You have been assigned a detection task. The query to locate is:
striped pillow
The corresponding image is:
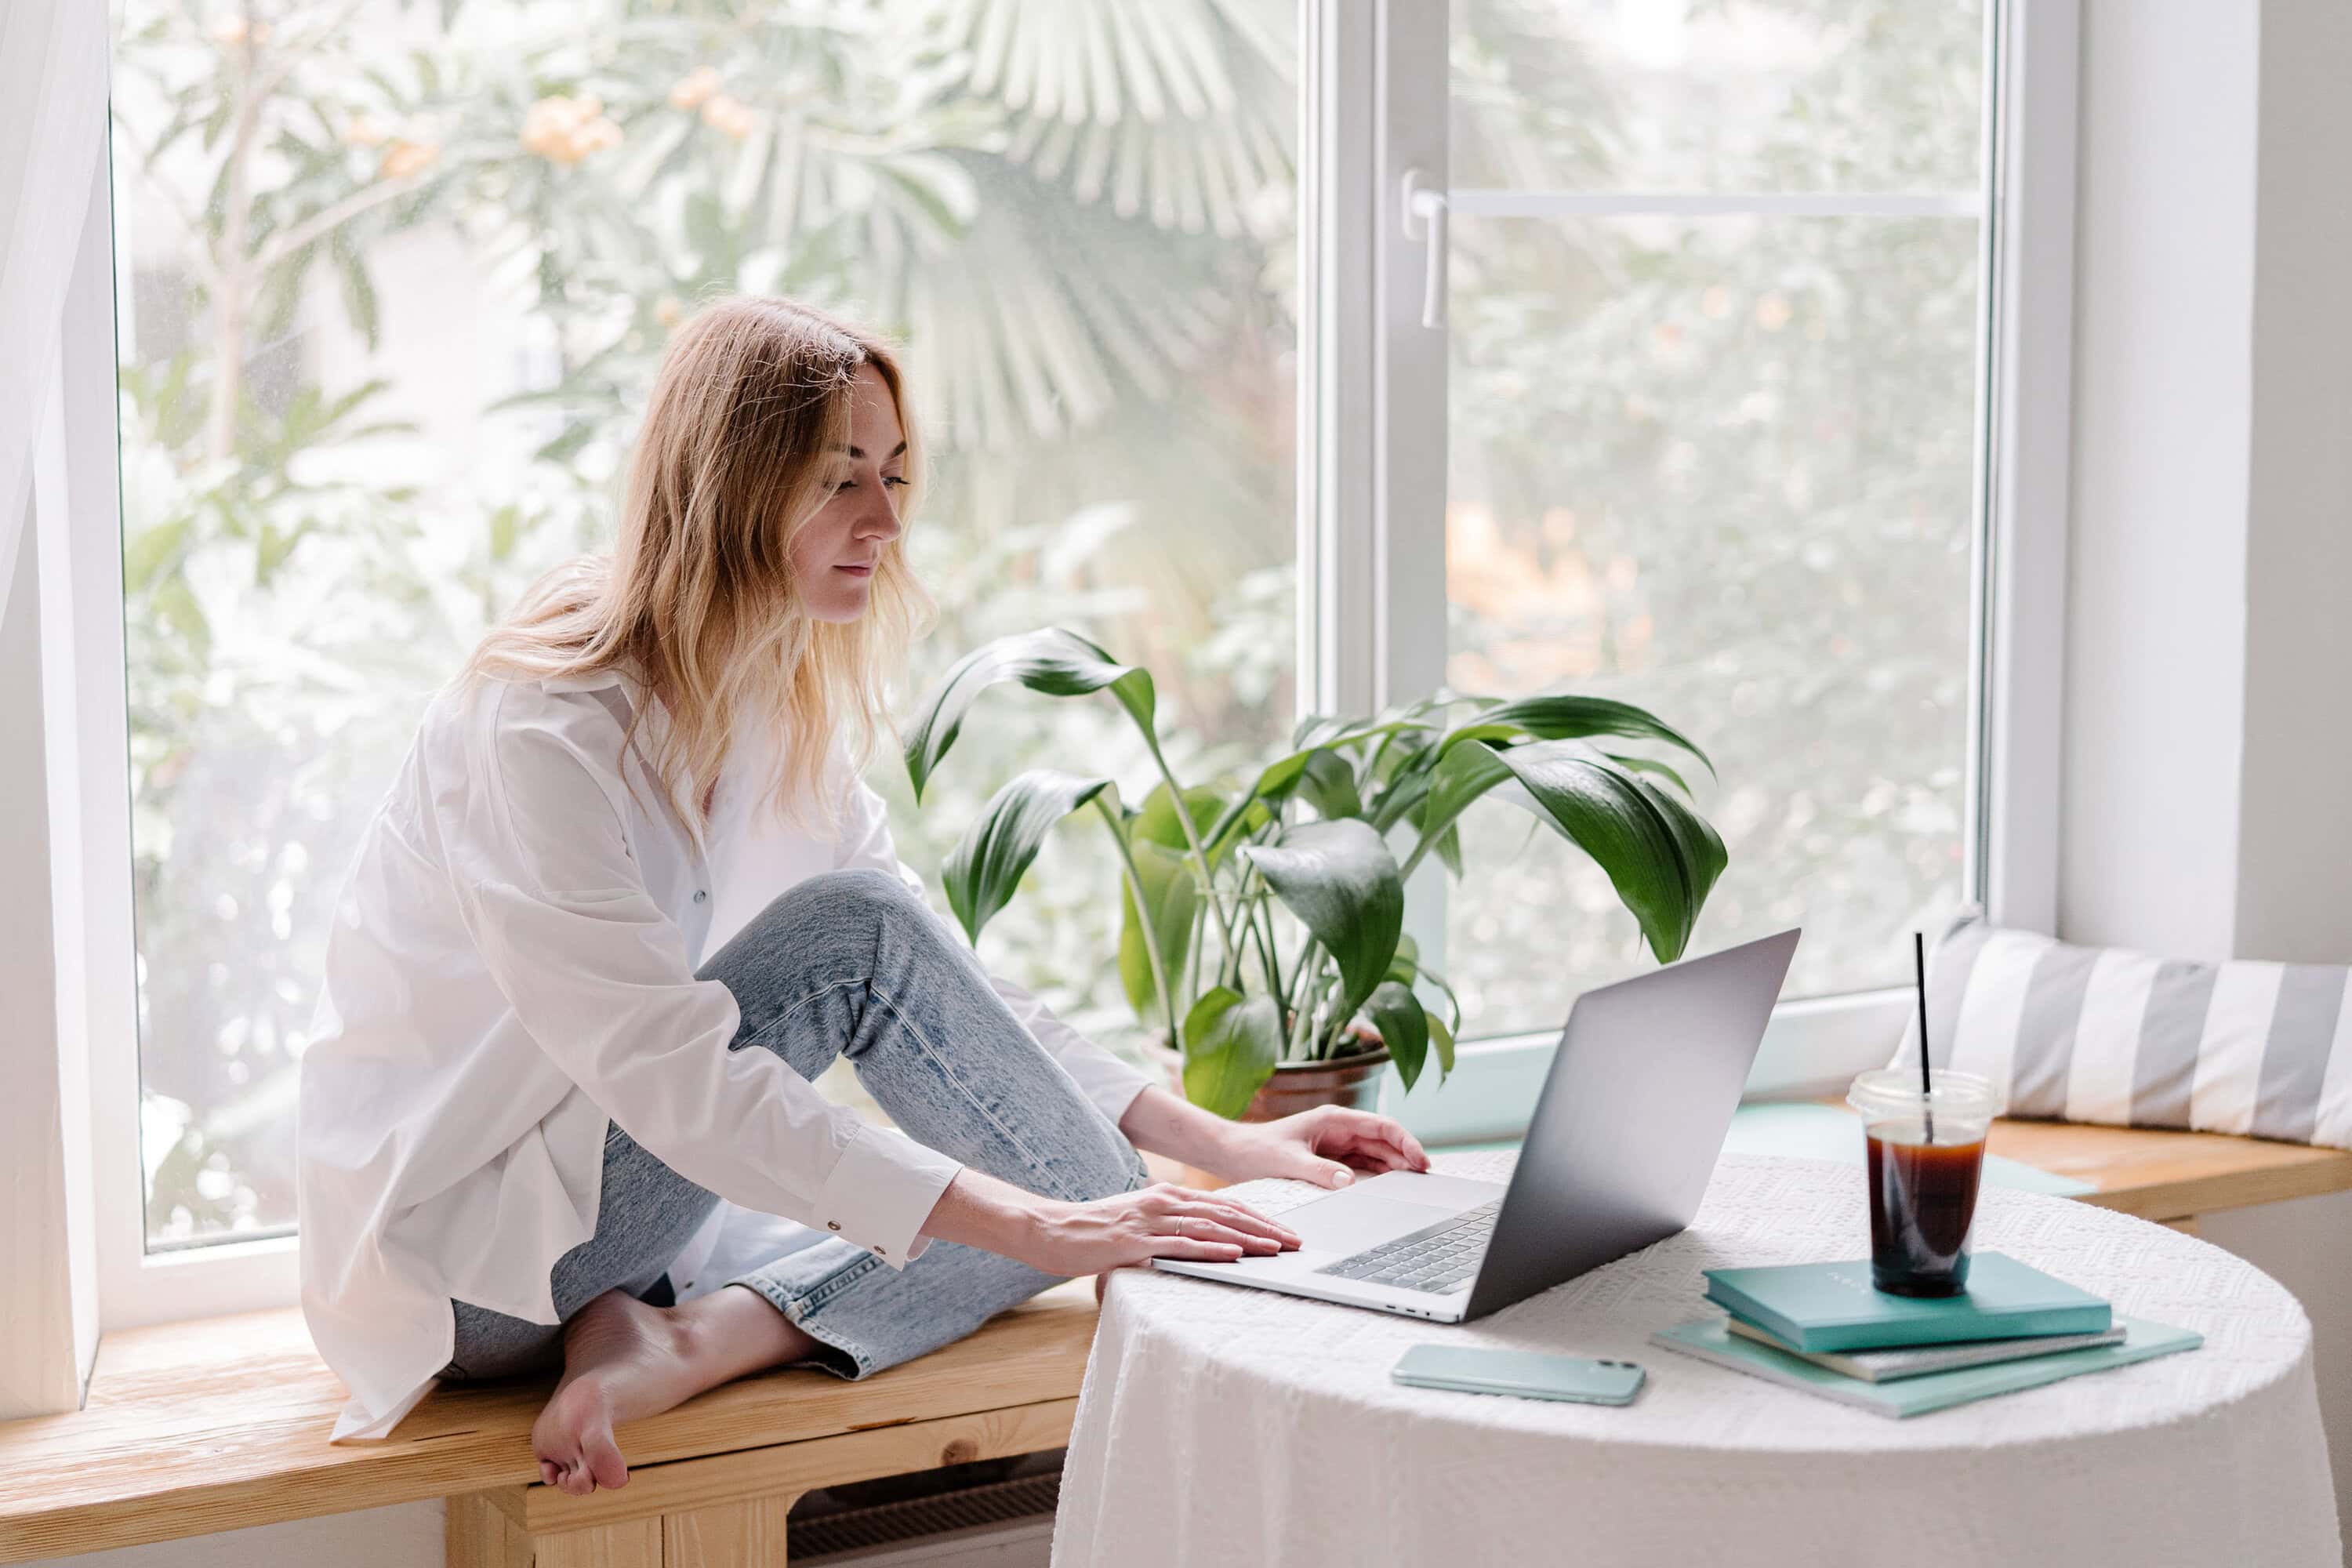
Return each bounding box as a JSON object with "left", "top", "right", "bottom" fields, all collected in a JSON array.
[{"left": 1896, "top": 909, "right": 2352, "bottom": 1149}]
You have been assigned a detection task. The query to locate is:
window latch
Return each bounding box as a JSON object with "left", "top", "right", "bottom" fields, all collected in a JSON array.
[{"left": 1401, "top": 169, "right": 1449, "bottom": 331}]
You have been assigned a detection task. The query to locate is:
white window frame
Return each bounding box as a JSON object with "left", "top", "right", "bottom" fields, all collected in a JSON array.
[
  {"left": 22, "top": 0, "right": 2076, "bottom": 1330},
  {"left": 1305, "top": 0, "right": 2081, "bottom": 1139},
  {"left": 50, "top": 130, "right": 303, "bottom": 1329}
]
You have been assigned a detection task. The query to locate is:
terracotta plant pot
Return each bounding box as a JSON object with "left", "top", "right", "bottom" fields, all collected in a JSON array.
[{"left": 1151, "top": 1034, "right": 1392, "bottom": 1123}]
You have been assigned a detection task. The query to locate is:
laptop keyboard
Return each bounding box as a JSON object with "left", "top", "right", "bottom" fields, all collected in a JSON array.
[{"left": 1317, "top": 1200, "right": 1501, "bottom": 1294}]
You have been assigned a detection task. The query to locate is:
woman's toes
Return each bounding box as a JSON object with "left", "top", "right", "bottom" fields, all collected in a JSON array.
[{"left": 583, "top": 1427, "right": 630, "bottom": 1491}]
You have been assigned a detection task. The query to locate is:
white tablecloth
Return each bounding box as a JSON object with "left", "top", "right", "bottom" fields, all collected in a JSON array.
[{"left": 1054, "top": 1153, "right": 2339, "bottom": 1568}]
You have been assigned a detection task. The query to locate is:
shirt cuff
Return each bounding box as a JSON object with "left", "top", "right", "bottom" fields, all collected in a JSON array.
[{"left": 812, "top": 1122, "right": 963, "bottom": 1269}]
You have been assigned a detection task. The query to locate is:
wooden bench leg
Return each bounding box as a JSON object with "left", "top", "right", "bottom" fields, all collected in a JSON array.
[
  {"left": 661, "top": 1496, "right": 794, "bottom": 1567},
  {"left": 537, "top": 1518, "right": 664, "bottom": 1568},
  {"left": 450, "top": 1493, "right": 779, "bottom": 1567},
  {"left": 446, "top": 1491, "right": 536, "bottom": 1567},
  {"left": 447, "top": 1399, "right": 1075, "bottom": 1568}
]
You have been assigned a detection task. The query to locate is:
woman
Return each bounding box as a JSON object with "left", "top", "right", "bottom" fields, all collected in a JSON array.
[{"left": 297, "top": 296, "right": 1428, "bottom": 1498}]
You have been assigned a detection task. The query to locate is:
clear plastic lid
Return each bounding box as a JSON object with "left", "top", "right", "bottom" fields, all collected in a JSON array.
[{"left": 1846, "top": 1066, "right": 2000, "bottom": 1127}]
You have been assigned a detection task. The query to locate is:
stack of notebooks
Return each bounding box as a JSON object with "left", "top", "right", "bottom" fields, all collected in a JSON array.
[{"left": 1652, "top": 1253, "right": 2201, "bottom": 1417}]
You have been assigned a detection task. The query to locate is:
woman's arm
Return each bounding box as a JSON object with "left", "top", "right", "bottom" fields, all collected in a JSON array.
[
  {"left": 1116, "top": 1085, "right": 1431, "bottom": 1189},
  {"left": 920, "top": 1164, "right": 1306, "bottom": 1276}
]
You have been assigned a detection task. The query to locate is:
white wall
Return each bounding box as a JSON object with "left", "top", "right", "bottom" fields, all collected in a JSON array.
[
  {"left": 2065, "top": 0, "right": 2352, "bottom": 965},
  {"left": 2067, "top": 0, "right": 2352, "bottom": 1556},
  {"left": 2060, "top": 0, "right": 2259, "bottom": 960},
  {"left": 31, "top": 1502, "right": 442, "bottom": 1568},
  {"left": 2233, "top": 0, "right": 2352, "bottom": 966}
]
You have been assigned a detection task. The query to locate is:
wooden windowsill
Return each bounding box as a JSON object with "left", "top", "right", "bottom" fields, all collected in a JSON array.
[{"left": 1981, "top": 1116, "right": 2352, "bottom": 1222}]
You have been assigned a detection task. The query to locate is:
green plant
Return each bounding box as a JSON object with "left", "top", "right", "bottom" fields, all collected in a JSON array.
[{"left": 906, "top": 626, "right": 1729, "bottom": 1116}]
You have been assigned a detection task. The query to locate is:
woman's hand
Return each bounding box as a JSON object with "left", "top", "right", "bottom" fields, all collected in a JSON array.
[
  {"left": 1020, "top": 1182, "right": 1303, "bottom": 1275},
  {"left": 1216, "top": 1105, "right": 1432, "bottom": 1190},
  {"left": 924, "top": 1168, "right": 1301, "bottom": 1276}
]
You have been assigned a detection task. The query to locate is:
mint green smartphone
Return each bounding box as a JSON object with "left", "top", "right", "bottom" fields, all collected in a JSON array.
[{"left": 1390, "top": 1344, "right": 1646, "bottom": 1405}]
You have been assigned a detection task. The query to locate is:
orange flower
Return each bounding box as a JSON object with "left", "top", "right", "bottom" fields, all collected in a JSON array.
[
  {"left": 669, "top": 66, "right": 723, "bottom": 111},
  {"left": 209, "top": 13, "right": 269, "bottom": 45},
  {"left": 700, "top": 92, "right": 756, "bottom": 140},
  {"left": 378, "top": 140, "right": 439, "bottom": 180},
  {"left": 521, "top": 94, "right": 625, "bottom": 166}
]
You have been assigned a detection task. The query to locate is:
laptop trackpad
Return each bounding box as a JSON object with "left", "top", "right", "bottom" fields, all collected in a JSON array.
[{"left": 1285, "top": 1171, "right": 1506, "bottom": 1254}]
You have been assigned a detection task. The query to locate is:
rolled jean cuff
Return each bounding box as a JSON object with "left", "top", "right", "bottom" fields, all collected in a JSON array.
[{"left": 726, "top": 1265, "right": 881, "bottom": 1381}]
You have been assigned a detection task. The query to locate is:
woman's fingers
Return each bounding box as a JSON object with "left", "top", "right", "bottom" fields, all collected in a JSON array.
[
  {"left": 1153, "top": 1236, "right": 1247, "bottom": 1261},
  {"left": 1318, "top": 1108, "right": 1429, "bottom": 1171},
  {"left": 1162, "top": 1211, "right": 1283, "bottom": 1253},
  {"left": 1166, "top": 1201, "right": 1298, "bottom": 1249},
  {"left": 1152, "top": 1185, "right": 1301, "bottom": 1247}
]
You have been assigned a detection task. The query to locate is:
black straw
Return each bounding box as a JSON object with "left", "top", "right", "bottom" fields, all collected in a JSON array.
[{"left": 1914, "top": 931, "right": 1936, "bottom": 1145}]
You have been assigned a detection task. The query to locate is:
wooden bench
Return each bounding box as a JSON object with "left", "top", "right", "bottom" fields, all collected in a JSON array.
[
  {"left": 0, "top": 1280, "right": 1098, "bottom": 1566},
  {"left": 5, "top": 1122, "right": 2348, "bottom": 1566}
]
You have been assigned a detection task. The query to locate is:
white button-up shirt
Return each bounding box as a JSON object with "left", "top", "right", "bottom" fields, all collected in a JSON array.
[{"left": 296, "top": 666, "right": 1149, "bottom": 1440}]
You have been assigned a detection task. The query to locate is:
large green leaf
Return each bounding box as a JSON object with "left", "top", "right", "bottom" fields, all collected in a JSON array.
[
  {"left": 1118, "top": 837, "right": 1198, "bottom": 1027},
  {"left": 1363, "top": 979, "right": 1432, "bottom": 1091},
  {"left": 1420, "top": 739, "right": 1726, "bottom": 962},
  {"left": 1133, "top": 781, "right": 1247, "bottom": 864},
  {"left": 1181, "top": 987, "right": 1283, "bottom": 1120},
  {"left": 1385, "top": 944, "right": 1462, "bottom": 1032},
  {"left": 905, "top": 628, "right": 1156, "bottom": 801},
  {"left": 1439, "top": 694, "right": 1715, "bottom": 780},
  {"left": 1240, "top": 819, "right": 1404, "bottom": 1025},
  {"left": 1203, "top": 719, "right": 1429, "bottom": 849},
  {"left": 942, "top": 769, "right": 1116, "bottom": 942},
  {"left": 1402, "top": 796, "right": 1464, "bottom": 876},
  {"left": 1296, "top": 749, "right": 1363, "bottom": 821}
]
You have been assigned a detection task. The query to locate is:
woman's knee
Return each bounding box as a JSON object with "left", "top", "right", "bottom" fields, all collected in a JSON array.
[
  {"left": 703, "top": 868, "right": 934, "bottom": 988},
  {"left": 746, "top": 868, "right": 931, "bottom": 953}
]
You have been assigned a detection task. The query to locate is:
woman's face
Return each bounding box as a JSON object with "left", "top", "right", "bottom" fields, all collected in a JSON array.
[{"left": 789, "top": 363, "right": 907, "bottom": 623}]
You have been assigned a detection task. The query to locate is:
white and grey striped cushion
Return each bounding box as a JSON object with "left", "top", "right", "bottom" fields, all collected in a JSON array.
[{"left": 1893, "top": 909, "right": 2352, "bottom": 1149}]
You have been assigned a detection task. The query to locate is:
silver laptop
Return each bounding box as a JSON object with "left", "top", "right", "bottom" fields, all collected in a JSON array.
[{"left": 1152, "top": 928, "right": 1800, "bottom": 1323}]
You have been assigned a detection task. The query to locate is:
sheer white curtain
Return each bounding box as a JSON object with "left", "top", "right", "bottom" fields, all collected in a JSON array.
[{"left": 1, "top": 0, "right": 107, "bottom": 615}]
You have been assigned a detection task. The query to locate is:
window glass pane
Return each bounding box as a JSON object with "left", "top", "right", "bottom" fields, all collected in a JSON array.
[
  {"left": 1453, "top": 0, "right": 1984, "bottom": 192},
  {"left": 111, "top": 0, "right": 1298, "bottom": 1247},
  {"left": 1443, "top": 0, "right": 1985, "bottom": 1038}
]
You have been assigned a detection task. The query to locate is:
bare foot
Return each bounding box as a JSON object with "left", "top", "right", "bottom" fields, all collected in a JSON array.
[{"left": 532, "top": 1287, "right": 815, "bottom": 1496}]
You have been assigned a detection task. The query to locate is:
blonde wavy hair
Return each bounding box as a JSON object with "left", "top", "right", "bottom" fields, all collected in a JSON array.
[{"left": 467, "top": 296, "right": 933, "bottom": 837}]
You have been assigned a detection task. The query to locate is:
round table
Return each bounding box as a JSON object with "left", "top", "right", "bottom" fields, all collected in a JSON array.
[{"left": 1053, "top": 1153, "right": 2339, "bottom": 1568}]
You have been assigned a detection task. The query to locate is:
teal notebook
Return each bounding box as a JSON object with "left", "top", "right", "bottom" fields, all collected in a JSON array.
[
  {"left": 1703, "top": 1253, "right": 2111, "bottom": 1352},
  {"left": 1652, "top": 1315, "right": 2200, "bottom": 1417}
]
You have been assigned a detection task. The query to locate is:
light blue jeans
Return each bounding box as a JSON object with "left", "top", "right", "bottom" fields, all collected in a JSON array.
[{"left": 439, "top": 867, "right": 1149, "bottom": 1384}]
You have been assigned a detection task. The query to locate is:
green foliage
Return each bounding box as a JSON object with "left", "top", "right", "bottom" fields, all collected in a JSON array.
[
  {"left": 111, "top": 0, "right": 1301, "bottom": 1238},
  {"left": 907, "top": 627, "right": 1725, "bottom": 1114}
]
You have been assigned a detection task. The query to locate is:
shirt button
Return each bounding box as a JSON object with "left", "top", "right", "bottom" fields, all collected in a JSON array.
[
  {"left": 826, "top": 1221, "right": 841, "bottom": 1231},
  {"left": 693, "top": 889, "right": 708, "bottom": 903}
]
